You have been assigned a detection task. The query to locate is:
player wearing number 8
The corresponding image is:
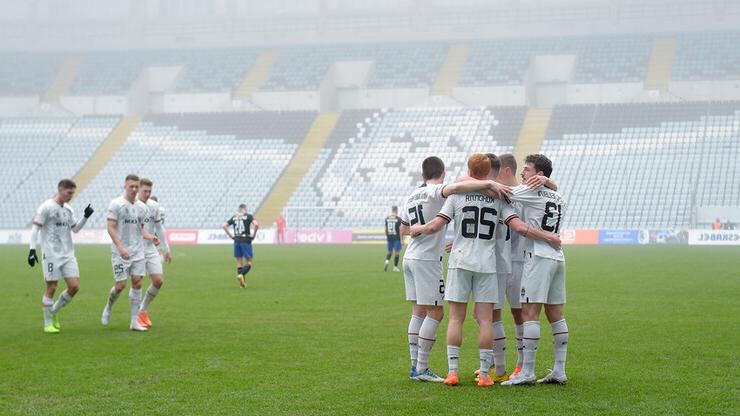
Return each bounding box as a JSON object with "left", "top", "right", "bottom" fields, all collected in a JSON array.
[
  {"left": 502, "top": 154, "right": 569, "bottom": 386},
  {"left": 29, "top": 179, "right": 94, "bottom": 333},
  {"left": 410, "top": 154, "right": 561, "bottom": 386}
]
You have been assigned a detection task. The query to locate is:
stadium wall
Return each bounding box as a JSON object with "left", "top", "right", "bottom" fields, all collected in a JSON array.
[
  {"left": 0, "top": 97, "right": 39, "bottom": 116},
  {"left": 669, "top": 80, "right": 740, "bottom": 101}
]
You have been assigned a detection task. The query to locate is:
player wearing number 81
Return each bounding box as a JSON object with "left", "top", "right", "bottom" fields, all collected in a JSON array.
[
  {"left": 502, "top": 154, "right": 569, "bottom": 386},
  {"left": 410, "top": 154, "right": 561, "bottom": 387}
]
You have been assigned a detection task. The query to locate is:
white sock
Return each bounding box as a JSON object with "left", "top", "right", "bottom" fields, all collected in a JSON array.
[
  {"left": 551, "top": 319, "right": 569, "bottom": 375},
  {"left": 522, "top": 321, "right": 540, "bottom": 377},
  {"left": 491, "top": 320, "right": 507, "bottom": 376},
  {"left": 515, "top": 324, "right": 524, "bottom": 368},
  {"left": 479, "top": 348, "right": 494, "bottom": 376},
  {"left": 42, "top": 296, "right": 53, "bottom": 326},
  {"left": 416, "top": 317, "right": 440, "bottom": 373},
  {"left": 407, "top": 315, "right": 424, "bottom": 369},
  {"left": 129, "top": 288, "right": 142, "bottom": 322},
  {"left": 50, "top": 290, "right": 72, "bottom": 314},
  {"left": 140, "top": 285, "right": 159, "bottom": 312},
  {"left": 106, "top": 286, "right": 120, "bottom": 310},
  {"left": 447, "top": 345, "right": 460, "bottom": 373}
]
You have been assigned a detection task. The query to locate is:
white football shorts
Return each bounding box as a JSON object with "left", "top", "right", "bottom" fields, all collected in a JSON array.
[
  {"left": 520, "top": 254, "right": 566, "bottom": 305},
  {"left": 445, "top": 268, "right": 498, "bottom": 305},
  {"left": 403, "top": 258, "right": 444, "bottom": 306},
  {"left": 42, "top": 256, "right": 80, "bottom": 281}
]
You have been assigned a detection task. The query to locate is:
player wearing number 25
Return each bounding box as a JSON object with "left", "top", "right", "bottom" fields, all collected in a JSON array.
[
  {"left": 410, "top": 154, "right": 560, "bottom": 387},
  {"left": 398, "top": 155, "right": 512, "bottom": 383},
  {"left": 102, "top": 174, "right": 161, "bottom": 332}
]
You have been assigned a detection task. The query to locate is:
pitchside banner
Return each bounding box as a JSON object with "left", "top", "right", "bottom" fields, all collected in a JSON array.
[
  {"left": 598, "top": 230, "right": 642, "bottom": 245},
  {"left": 560, "top": 229, "right": 599, "bottom": 245},
  {"left": 197, "top": 229, "right": 275, "bottom": 245},
  {"left": 688, "top": 229, "right": 740, "bottom": 245}
]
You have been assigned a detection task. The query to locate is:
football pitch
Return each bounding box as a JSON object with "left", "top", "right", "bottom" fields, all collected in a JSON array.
[{"left": 1, "top": 244, "right": 738, "bottom": 415}]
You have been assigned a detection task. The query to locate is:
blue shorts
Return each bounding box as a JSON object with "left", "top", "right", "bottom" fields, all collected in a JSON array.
[
  {"left": 387, "top": 240, "right": 401, "bottom": 252},
  {"left": 234, "top": 242, "right": 253, "bottom": 259}
]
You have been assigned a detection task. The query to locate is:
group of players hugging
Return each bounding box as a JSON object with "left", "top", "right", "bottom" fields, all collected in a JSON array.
[{"left": 386, "top": 153, "right": 569, "bottom": 386}]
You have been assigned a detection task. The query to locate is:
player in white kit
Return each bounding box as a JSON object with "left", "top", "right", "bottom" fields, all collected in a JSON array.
[
  {"left": 136, "top": 178, "right": 172, "bottom": 328},
  {"left": 481, "top": 153, "right": 560, "bottom": 380},
  {"left": 399, "top": 156, "right": 511, "bottom": 383},
  {"left": 101, "top": 174, "right": 160, "bottom": 331},
  {"left": 502, "top": 154, "right": 569, "bottom": 386},
  {"left": 28, "top": 179, "right": 94, "bottom": 333},
  {"left": 411, "top": 154, "right": 561, "bottom": 387}
]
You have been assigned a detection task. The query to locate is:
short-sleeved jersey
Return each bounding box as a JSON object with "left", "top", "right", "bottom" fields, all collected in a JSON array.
[
  {"left": 510, "top": 185, "right": 566, "bottom": 261},
  {"left": 158, "top": 205, "right": 166, "bottom": 225},
  {"left": 107, "top": 196, "right": 146, "bottom": 259},
  {"left": 437, "top": 193, "right": 517, "bottom": 273},
  {"left": 400, "top": 183, "right": 448, "bottom": 261},
  {"left": 385, "top": 215, "right": 402, "bottom": 242},
  {"left": 227, "top": 213, "right": 254, "bottom": 243},
  {"left": 33, "top": 199, "right": 78, "bottom": 260},
  {"left": 509, "top": 201, "right": 525, "bottom": 263},
  {"left": 495, "top": 218, "right": 512, "bottom": 274},
  {"left": 140, "top": 198, "right": 162, "bottom": 253}
]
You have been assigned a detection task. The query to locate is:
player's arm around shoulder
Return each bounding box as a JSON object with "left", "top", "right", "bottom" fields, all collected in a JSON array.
[
  {"left": 410, "top": 216, "right": 446, "bottom": 237},
  {"left": 506, "top": 216, "right": 561, "bottom": 251},
  {"left": 525, "top": 175, "right": 558, "bottom": 191},
  {"left": 410, "top": 196, "right": 453, "bottom": 237},
  {"left": 443, "top": 178, "right": 512, "bottom": 202}
]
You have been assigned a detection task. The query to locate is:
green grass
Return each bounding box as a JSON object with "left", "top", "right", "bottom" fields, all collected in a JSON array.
[{"left": 1, "top": 245, "right": 739, "bottom": 415}]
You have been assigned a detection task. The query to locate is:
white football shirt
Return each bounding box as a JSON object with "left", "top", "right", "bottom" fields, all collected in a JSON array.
[
  {"left": 495, "top": 217, "right": 512, "bottom": 274},
  {"left": 139, "top": 198, "right": 162, "bottom": 254},
  {"left": 400, "top": 183, "right": 448, "bottom": 261},
  {"left": 437, "top": 192, "right": 517, "bottom": 273},
  {"left": 509, "top": 185, "right": 566, "bottom": 261},
  {"left": 107, "top": 196, "right": 146, "bottom": 260},
  {"left": 509, "top": 201, "right": 526, "bottom": 263},
  {"left": 33, "top": 199, "right": 78, "bottom": 260}
]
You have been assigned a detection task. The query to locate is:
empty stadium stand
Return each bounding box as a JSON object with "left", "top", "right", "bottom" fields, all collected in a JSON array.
[
  {"left": 459, "top": 35, "right": 651, "bottom": 86},
  {"left": 262, "top": 43, "right": 447, "bottom": 91},
  {"left": 542, "top": 101, "right": 740, "bottom": 229},
  {"left": 0, "top": 52, "right": 64, "bottom": 96},
  {"left": 0, "top": 117, "right": 119, "bottom": 228},
  {"left": 673, "top": 32, "right": 740, "bottom": 81},
  {"left": 284, "top": 106, "right": 527, "bottom": 228},
  {"left": 68, "top": 49, "right": 257, "bottom": 95},
  {"left": 72, "top": 112, "right": 316, "bottom": 229}
]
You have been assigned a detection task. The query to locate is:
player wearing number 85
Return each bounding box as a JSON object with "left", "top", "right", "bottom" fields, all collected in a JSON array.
[
  {"left": 502, "top": 154, "right": 569, "bottom": 386},
  {"left": 410, "top": 154, "right": 561, "bottom": 387},
  {"left": 399, "top": 156, "right": 512, "bottom": 383}
]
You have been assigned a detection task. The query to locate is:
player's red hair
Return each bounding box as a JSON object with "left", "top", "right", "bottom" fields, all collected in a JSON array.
[{"left": 467, "top": 153, "right": 491, "bottom": 180}]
